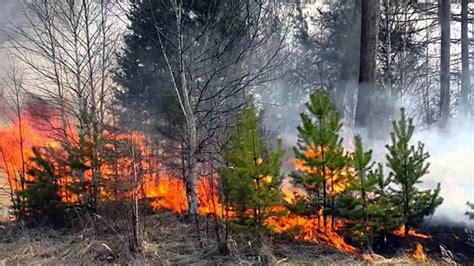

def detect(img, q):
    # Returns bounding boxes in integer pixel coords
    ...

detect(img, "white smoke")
[265,93,474,228]
[411,117,474,227]
[354,116,474,228]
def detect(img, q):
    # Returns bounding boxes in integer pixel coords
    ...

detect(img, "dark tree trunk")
[460,0,470,117]
[336,0,361,124]
[439,0,451,127]
[355,0,380,129]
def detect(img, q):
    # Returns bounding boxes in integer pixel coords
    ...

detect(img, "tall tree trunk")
[460,0,470,117]
[336,0,361,126]
[355,0,380,129]
[439,0,451,127]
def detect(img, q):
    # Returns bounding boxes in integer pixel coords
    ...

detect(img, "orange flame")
[0,106,224,218]
[266,146,357,253]
[1,107,358,254]
[413,242,428,262]
[393,225,430,239]
[295,146,352,196]
[265,212,357,253]
[146,176,222,217]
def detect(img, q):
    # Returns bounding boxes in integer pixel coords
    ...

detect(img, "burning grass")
[265,213,357,254]
[413,242,428,262]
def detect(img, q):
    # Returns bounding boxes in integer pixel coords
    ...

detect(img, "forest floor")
[0,212,461,265]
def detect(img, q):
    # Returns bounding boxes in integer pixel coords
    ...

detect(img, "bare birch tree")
[6,0,121,210]
[0,60,27,220]
[130,0,287,220]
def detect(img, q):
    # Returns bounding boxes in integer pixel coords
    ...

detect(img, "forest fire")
[0,108,360,254]
[269,146,357,253]
[1,105,460,262]
[0,108,224,218]
[1,91,470,265]
[1,0,473,264]
[265,213,357,253]
[393,225,431,239]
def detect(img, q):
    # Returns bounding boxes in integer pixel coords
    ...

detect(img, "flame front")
[265,212,357,253]
[269,146,357,253]
[0,109,358,254]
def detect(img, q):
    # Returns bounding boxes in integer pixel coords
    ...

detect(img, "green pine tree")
[292,88,345,227]
[338,136,394,251]
[16,147,64,225]
[386,108,443,236]
[325,143,349,229]
[220,100,284,227]
[372,164,398,231]
[350,136,377,224]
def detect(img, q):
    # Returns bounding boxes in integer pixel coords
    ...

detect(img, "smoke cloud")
[412,118,474,228]
[262,83,473,228]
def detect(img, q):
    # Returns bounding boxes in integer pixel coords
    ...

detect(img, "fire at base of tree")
[0,0,473,264]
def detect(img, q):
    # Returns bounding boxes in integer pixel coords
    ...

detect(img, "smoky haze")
[264,90,474,227]
[258,1,473,228]
[414,117,474,228]
[0,0,23,97]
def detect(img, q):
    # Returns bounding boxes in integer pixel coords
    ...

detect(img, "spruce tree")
[386,108,443,236]
[292,89,345,227]
[115,0,198,119]
[220,100,284,227]
[115,0,251,128]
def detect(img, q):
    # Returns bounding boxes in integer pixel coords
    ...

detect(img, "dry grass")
[0,213,435,265]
